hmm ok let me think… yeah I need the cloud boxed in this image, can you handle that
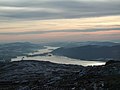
[0,28,120,35]
[0,0,120,20]
[0,6,61,13]
[0,29,120,43]
[0,0,120,42]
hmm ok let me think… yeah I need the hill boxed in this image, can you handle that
[0,60,120,90]
[52,45,120,61]
[0,42,43,62]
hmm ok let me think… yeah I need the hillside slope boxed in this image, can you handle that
[52,45,120,61]
[0,60,120,90]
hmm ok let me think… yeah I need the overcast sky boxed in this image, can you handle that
[0,0,120,43]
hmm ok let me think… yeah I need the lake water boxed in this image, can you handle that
[11,46,105,66]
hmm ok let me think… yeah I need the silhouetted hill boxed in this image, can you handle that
[52,45,120,61]
[0,42,43,62]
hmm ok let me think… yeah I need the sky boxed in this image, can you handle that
[0,0,120,43]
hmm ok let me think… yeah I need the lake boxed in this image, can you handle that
[11,46,105,66]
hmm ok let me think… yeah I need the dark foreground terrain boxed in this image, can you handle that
[0,60,120,90]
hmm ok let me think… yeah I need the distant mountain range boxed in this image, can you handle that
[52,43,120,61]
[0,41,120,62]
[45,41,120,48]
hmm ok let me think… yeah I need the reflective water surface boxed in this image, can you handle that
[12,46,105,66]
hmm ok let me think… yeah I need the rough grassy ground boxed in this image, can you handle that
[0,60,120,90]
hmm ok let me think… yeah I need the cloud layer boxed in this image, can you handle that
[0,0,120,43]
[0,0,120,20]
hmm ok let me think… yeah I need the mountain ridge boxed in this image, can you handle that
[52,45,120,61]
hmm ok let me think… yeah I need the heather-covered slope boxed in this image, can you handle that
[0,60,120,90]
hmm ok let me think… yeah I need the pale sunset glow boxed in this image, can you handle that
[0,15,120,32]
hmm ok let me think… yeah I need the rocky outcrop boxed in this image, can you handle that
[0,60,120,90]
